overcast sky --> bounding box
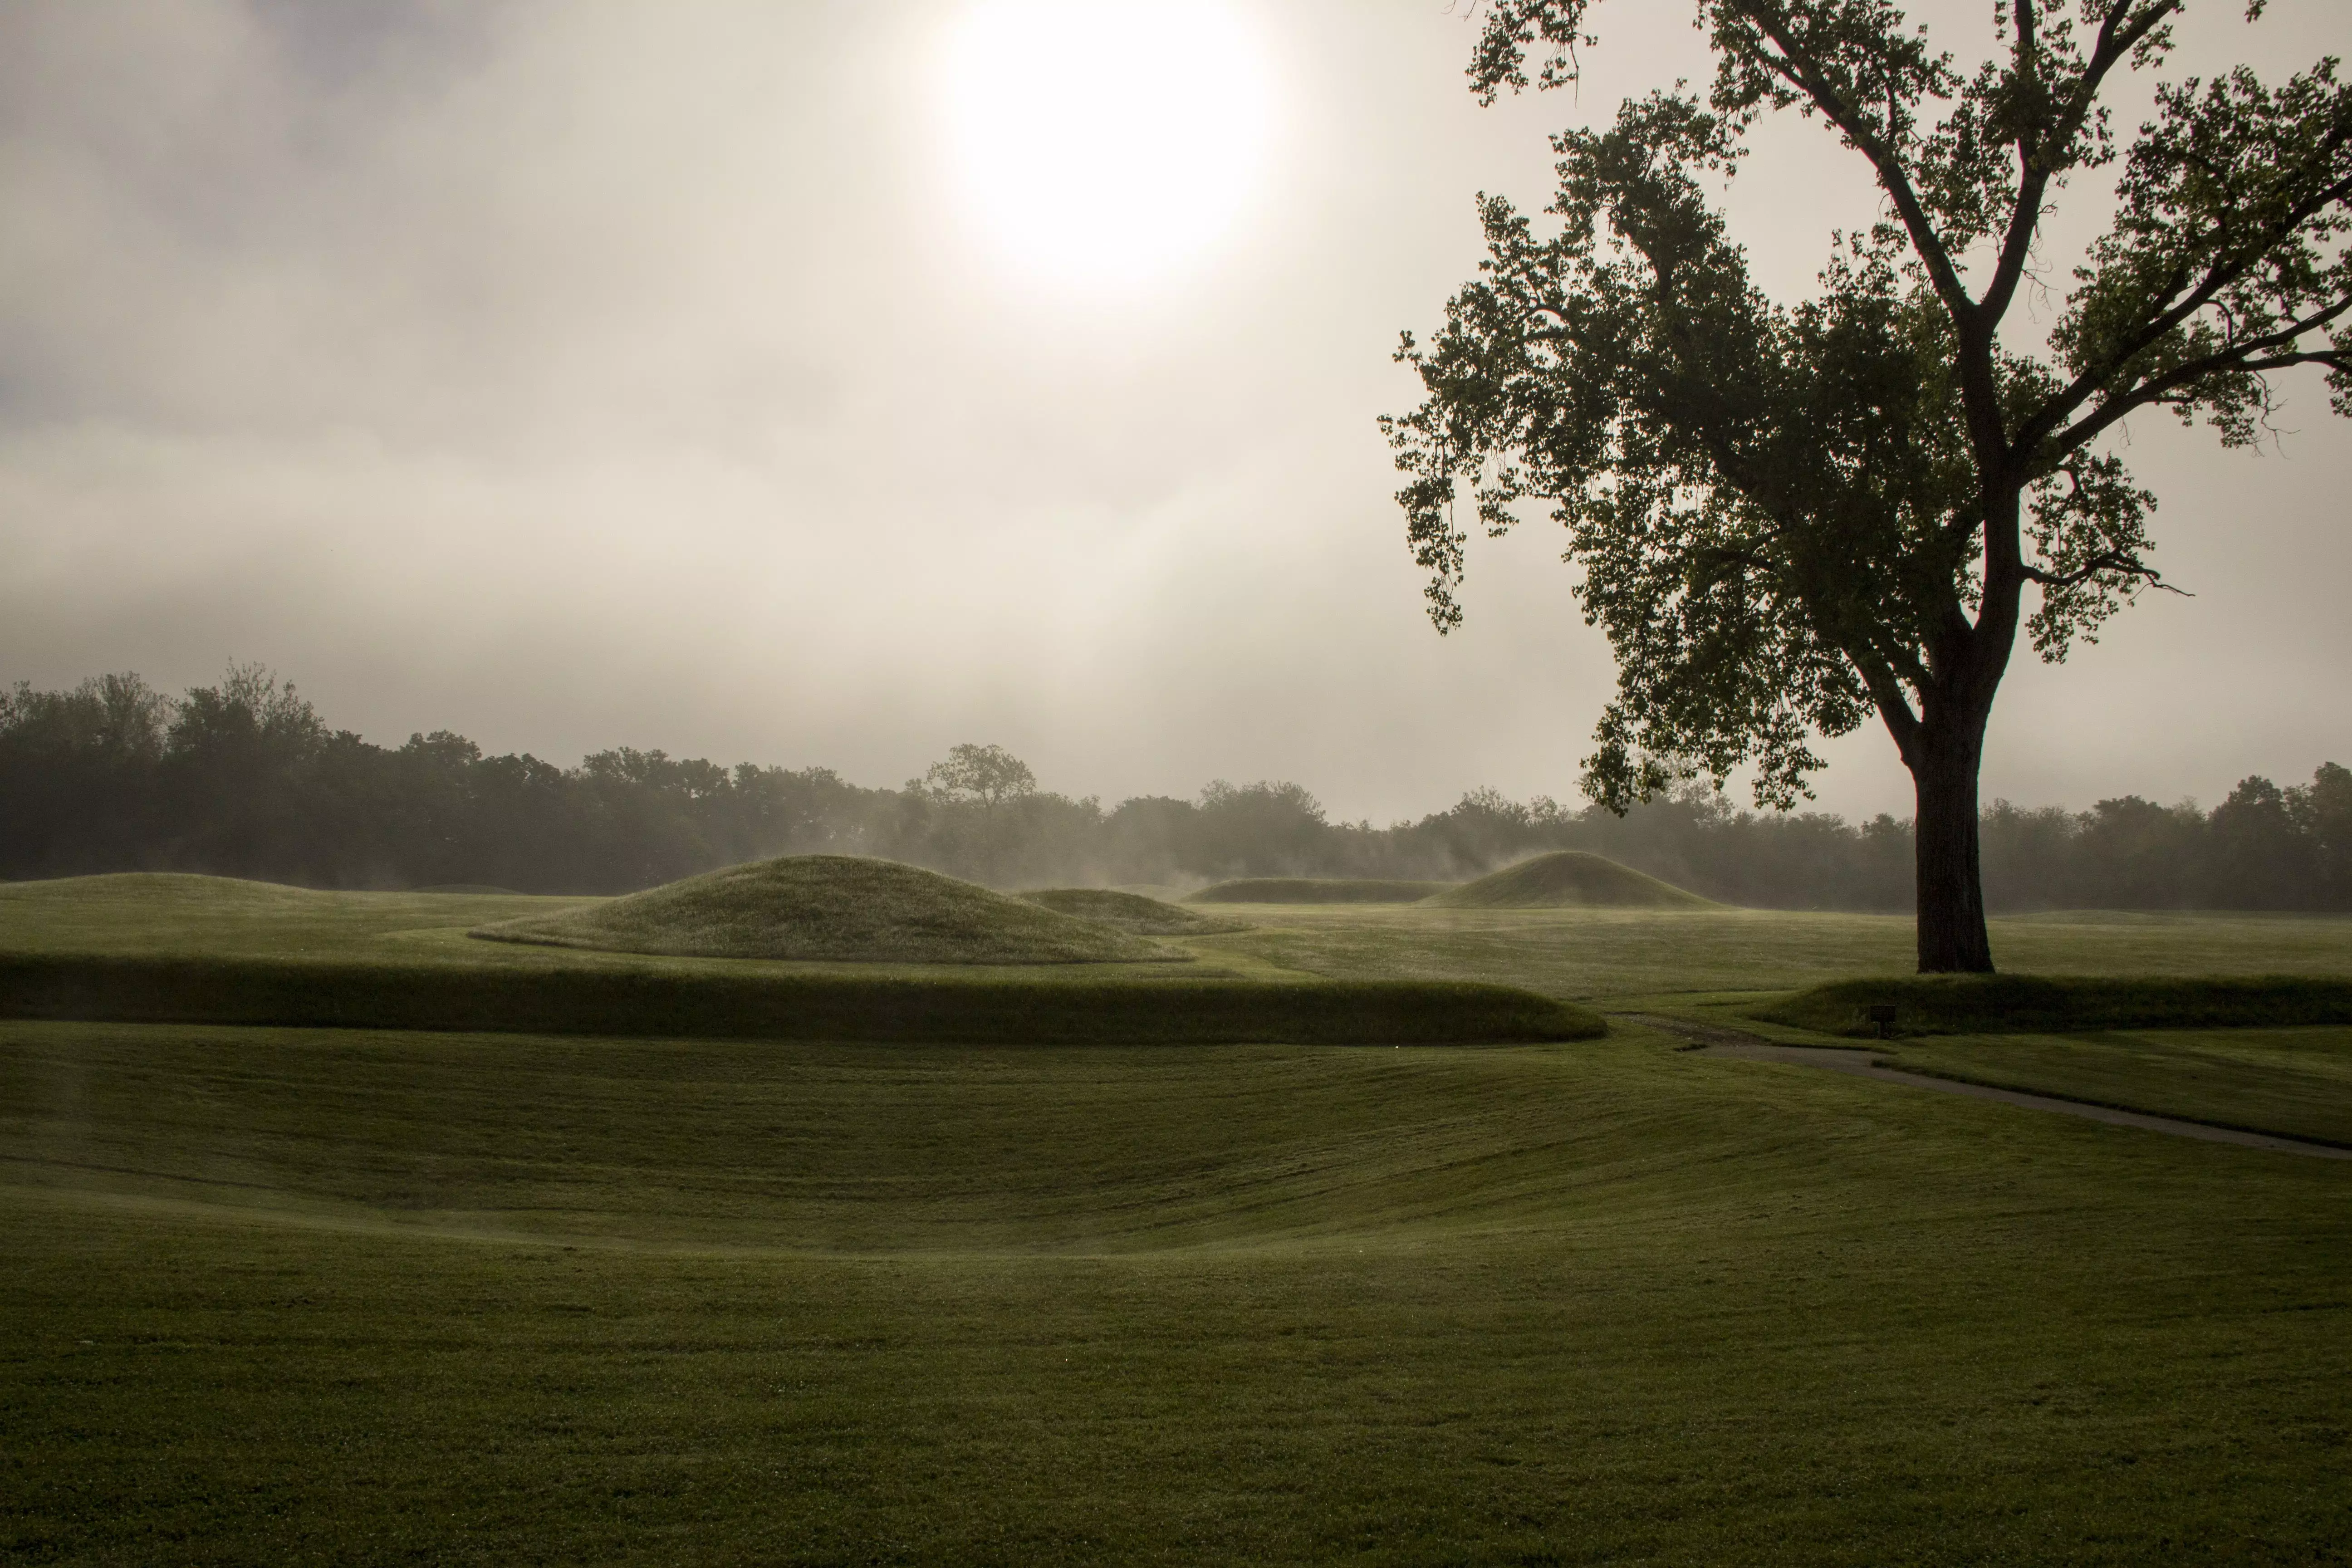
[3,0,2347,823]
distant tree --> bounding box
[1385,0,2352,969]
[921,743,1039,815]
[160,665,339,880]
[1979,799,2079,909]
[2204,774,2305,906]
[2292,761,2352,908]
[913,744,1041,880]
[2070,794,2205,907]
[0,673,172,877]
[1192,780,1332,876]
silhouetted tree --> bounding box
[1386,0,2352,969]
[0,672,171,877]
[1192,781,1331,877]
[2295,762,2352,908]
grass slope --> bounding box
[1757,972,2352,1037]
[1871,1026,2352,1148]
[1019,887,1244,936]
[3,1019,2348,1563]
[0,951,1601,1044]
[1426,850,1714,910]
[475,855,1167,965]
[1187,877,1453,904]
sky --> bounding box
[2,0,2347,825]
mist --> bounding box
[4,0,2348,826]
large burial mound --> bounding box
[1019,887,1245,936]
[1188,878,1454,905]
[474,855,1173,965]
[1426,851,1714,910]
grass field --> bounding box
[1754,972,2352,1037]
[0,875,1602,1044]
[1187,877,1453,903]
[4,877,2351,1563]
[1018,886,1247,936]
[1194,902,2352,999]
[1872,1025,2352,1147]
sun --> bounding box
[938,0,1275,294]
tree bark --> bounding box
[1910,727,1994,973]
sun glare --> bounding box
[939,0,1274,294]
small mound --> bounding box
[1189,878,1455,905]
[1426,852,1713,910]
[1019,888,1245,936]
[471,855,1172,965]
[415,883,521,896]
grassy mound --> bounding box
[1426,851,1714,910]
[1189,878,1455,904]
[1020,887,1245,936]
[1755,973,2352,1038]
[473,854,1168,965]
[0,952,1605,1044]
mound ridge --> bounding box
[473,854,1175,965]
[1188,878,1454,905]
[1019,887,1244,936]
[1427,851,1713,910]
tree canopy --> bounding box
[921,743,1039,813]
[1384,0,2352,969]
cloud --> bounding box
[1,0,2347,824]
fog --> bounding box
[4,0,2347,825]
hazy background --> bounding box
[3,0,2347,823]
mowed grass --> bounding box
[4,882,2352,1562]
[1873,1026,2352,1148]
[1188,877,1454,904]
[0,876,1599,1045]
[1019,887,1246,936]
[1755,973,2352,1037]
[17,876,2350,999]
[1193,902,2352,1000]
[5,1017,2350,1565]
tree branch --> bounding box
[1979,1,2184,333]
[2020,155,2352,454]
[2047,297,2352,452]
[1727,1,1975,326]
[2018,550,2180,593]
[1845,642,1924,759]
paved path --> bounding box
[1614,1013,2352,1161]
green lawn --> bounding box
[6,1018,2350,1565]
[1193,903,2352,1000]
[13,876,2349,998]
[4,882,2352,1563]
[1877,1025,2352,1147]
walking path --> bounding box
[1614,1013,2352,1161]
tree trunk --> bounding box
[1910,728,1994,973]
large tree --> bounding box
[1384,0,2352,969]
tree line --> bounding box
[3,667,2347,911]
